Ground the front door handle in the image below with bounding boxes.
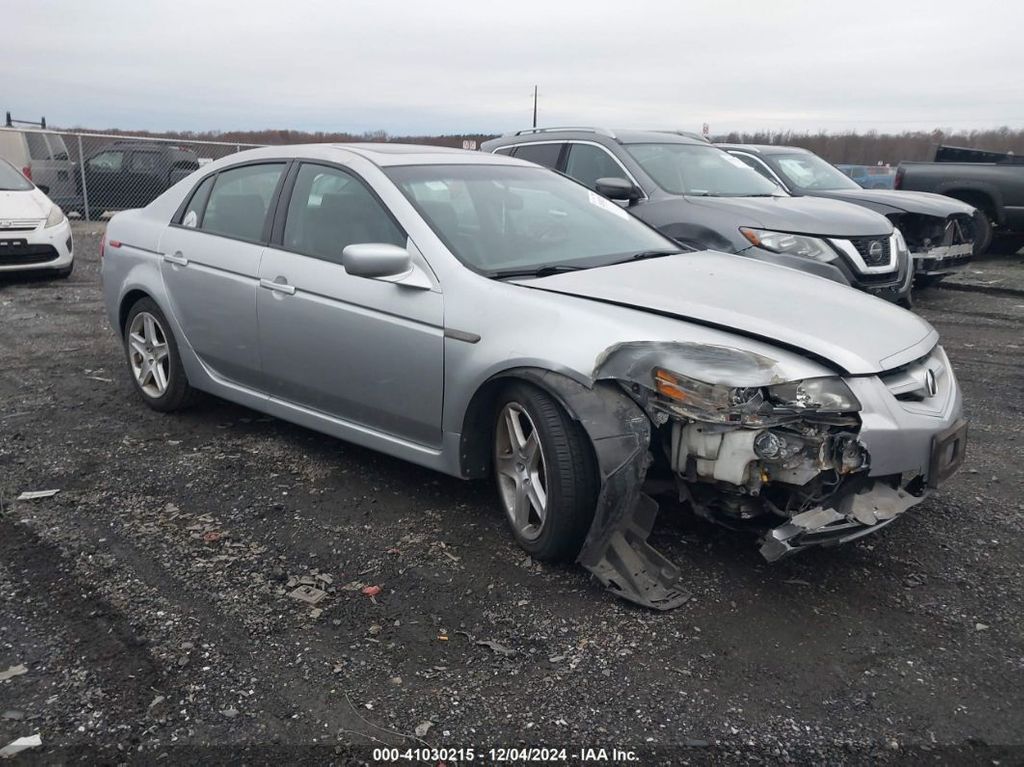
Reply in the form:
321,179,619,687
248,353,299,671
260,278,296,295
163,252,188,266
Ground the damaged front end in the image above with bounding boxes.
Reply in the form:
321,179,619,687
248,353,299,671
894,212,975,278
566,342,944,610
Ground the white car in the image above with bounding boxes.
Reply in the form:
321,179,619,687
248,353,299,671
0,158,73,278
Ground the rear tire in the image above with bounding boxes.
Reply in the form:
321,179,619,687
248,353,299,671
492,382,599,562
123,298,196,412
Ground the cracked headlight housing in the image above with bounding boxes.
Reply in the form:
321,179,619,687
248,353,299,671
740,227,835,262
654,368,860,426
45,204,66,228
766,377,860,412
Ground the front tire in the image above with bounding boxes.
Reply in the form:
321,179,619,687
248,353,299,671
123,298,195,412
974,212,993,256
492,382,599,562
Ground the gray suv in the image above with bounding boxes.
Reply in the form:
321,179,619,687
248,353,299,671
482,128,913,305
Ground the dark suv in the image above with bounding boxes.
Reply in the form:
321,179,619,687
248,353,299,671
481,128,912,305
719,143,980,284
78,141,200,218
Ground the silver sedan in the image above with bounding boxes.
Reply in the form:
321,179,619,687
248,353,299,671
101,144,966,609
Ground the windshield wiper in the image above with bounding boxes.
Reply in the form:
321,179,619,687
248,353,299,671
604,249,684,266
489,264,586,280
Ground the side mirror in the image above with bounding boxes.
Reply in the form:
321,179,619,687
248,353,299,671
595,177,640,203
341,243,412,279
36,184,50,195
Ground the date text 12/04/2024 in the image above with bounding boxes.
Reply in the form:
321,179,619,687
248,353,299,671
372,746,640,762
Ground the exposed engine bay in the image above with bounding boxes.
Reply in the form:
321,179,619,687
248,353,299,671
545,340,961,610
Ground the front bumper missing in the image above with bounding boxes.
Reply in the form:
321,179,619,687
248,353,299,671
759,483,924,562
524,370,964,611
913,243,973,277
760,418,967,562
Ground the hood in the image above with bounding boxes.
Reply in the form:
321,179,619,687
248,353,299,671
516,252,937,375
809,188,977,217
682,194,892,237
0,188,52,220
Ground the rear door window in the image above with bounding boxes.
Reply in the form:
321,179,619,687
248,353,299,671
511,143,563,169
201,163,285,242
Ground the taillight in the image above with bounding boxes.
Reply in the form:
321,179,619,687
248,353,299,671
22,165,31,180
99,237,122,260
894,167,904,189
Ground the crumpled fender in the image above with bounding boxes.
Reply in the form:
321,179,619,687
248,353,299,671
511,369,690,610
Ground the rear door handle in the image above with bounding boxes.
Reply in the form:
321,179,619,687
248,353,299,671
260,278,296,295
163,252,188,266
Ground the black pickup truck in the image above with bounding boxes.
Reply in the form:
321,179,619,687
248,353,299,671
76,141,199,218
896,145,1024,254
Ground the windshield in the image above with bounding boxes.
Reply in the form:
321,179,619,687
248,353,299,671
624,143,782,197
772,152,861,191
0,159,33,191
385,164,681,275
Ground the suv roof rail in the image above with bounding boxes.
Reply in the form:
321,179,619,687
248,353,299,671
653,129,710,143
510,126,617,139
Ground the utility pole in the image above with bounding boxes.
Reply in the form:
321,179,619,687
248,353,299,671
532,85,538,128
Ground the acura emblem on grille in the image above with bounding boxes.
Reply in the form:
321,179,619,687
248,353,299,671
868,240,884,259
925,369,938,397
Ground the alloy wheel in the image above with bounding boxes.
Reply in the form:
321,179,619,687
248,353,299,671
495,402,548,541
127,311,170,398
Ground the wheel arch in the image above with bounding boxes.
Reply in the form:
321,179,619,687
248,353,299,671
458,367,602,480
940,186,1003,224
118,288,153,335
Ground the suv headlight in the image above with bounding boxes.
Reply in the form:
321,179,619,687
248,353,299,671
654,368,860,426
740,227,835,262
45,205,66,228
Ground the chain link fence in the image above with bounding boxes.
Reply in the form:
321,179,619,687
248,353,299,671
0,127,263,222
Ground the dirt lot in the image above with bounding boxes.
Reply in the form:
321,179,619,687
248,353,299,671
1,225,1022,765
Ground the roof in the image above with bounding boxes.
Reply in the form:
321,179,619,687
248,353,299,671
615,129,708,145
212,142,526,169
484,127,709,147
716,143,811,156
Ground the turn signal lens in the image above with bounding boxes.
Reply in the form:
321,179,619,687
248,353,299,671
654,369,687,401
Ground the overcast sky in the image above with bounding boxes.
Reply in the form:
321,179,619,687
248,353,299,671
4,0,1023,135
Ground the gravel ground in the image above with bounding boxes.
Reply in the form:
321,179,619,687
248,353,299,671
1,225,1022,765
